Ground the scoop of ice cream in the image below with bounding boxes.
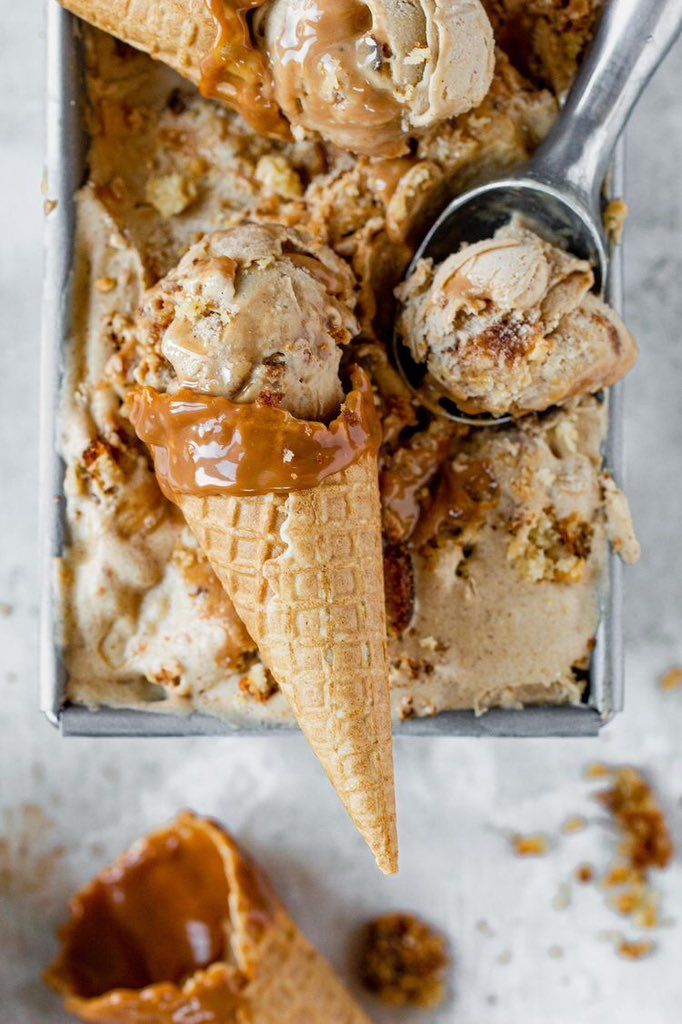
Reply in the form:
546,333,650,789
395,219,638,417
255,0,495,157
138,223,358,421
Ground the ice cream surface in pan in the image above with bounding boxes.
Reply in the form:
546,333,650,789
57,13,637,736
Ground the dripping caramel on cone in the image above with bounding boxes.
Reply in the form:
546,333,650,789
130,366,381,501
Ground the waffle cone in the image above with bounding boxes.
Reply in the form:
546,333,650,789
59,0,288,136
47,813,370,1023
177,453,398,874
60,0,216,84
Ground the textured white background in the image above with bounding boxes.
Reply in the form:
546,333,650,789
1,5,681,1022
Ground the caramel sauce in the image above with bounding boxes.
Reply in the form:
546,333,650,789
130,367,381,501
53,821,230,997
47,815,279,1021
413,459,498,548
200,0,290,138
364,157,415,201
380,422,457,543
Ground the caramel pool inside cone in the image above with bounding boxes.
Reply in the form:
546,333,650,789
46,813,371,1023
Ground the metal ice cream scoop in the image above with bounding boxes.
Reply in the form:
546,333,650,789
394,0,682,425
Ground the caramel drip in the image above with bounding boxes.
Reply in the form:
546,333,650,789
130,367,381,500
380,422,457,543
413,459,498,548
200,0,290,138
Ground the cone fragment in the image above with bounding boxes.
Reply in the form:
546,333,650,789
178,454,398,874
60,0,217,85
47,813,371,1023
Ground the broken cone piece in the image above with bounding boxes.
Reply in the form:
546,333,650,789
46,812,371,1023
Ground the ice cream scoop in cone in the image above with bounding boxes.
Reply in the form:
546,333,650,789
46,812,372,1023
128,224,398,872
131,377,398,874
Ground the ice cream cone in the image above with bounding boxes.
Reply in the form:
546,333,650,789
61,0,217,82
176,453,398,874
47,812,371,1023
59,0,288,137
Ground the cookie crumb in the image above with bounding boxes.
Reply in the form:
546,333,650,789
561,815,587,835
592,766,673,931
359,912,448,1009
239,663,278,703
597,767,673,872
617,937,656,961
575,863,595,884
95,276,117,294
660,666,682,692
255,154,303,199
511,833,550,857
603,198,628,244
145,173,197,217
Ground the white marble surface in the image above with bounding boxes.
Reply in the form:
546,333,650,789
1,4,681,1021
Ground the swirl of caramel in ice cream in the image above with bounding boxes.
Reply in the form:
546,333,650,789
200,0,290,138
130,367,381,500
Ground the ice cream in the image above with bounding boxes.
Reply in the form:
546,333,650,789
396,218,638,417
255,0,495,156
58,25,639,748
483,0,603,95
138,223,358,421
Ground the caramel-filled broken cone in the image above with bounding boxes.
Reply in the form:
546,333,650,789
46,812,371,1024
130,375,398,875
59,0,288,137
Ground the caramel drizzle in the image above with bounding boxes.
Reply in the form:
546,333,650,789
380,422,457,543
200,0,290,138
129,367,381,500
413,459,498,548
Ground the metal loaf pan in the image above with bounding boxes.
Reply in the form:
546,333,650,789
40,2,626,738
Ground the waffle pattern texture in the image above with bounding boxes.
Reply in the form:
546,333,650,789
60,0,215,83
179,455,398,873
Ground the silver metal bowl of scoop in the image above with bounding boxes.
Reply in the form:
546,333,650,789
393,0,682,426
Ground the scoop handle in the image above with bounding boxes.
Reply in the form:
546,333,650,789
527,0,682,213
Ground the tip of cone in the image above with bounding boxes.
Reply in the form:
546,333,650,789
369,832,399,875
377,853,399,875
